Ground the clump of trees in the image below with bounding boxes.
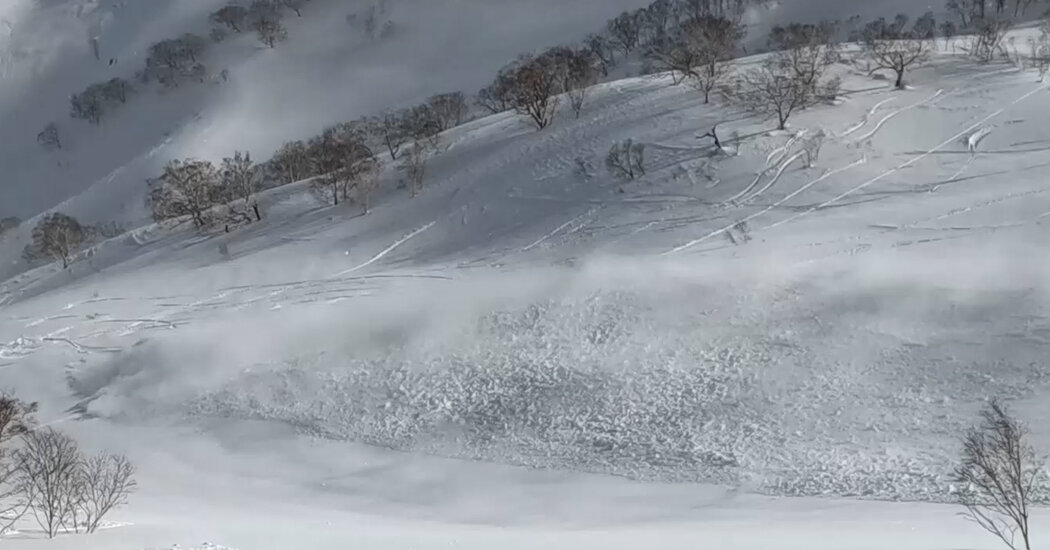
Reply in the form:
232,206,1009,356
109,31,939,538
0,394,136,539
149,152,264,228
70,78,133,124
954,398,1043,550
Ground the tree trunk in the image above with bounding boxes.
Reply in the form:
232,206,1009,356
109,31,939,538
252,203,261,221
895,69,904,89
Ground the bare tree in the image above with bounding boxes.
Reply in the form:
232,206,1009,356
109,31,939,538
254,15,288,47
149,159,222,228
475,65,515,115
427,92,468,131
354,158,382,214
585,33,616,77
369,111,414,160
954,399,1041,550
687,15,741,103
249,0,287,47
211,5,249,32
400,138,435,197
971,18,1011,62
769,21,839,98
941,20,959,49
16,428,82,539
221,151,261,222
25,213,86,269
308,125,376,206
506,53,564,130
0,395,37,537
76,453,136,534
606,139,646,180
862,20,932,88
270,140,313,184
563,49,598,118
736,56,811,130
37,123,61,150
607,11,644,56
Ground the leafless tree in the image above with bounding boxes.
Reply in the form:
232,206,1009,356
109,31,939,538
270,140,312,184
564,49,598,118
354,158,382,214
861,19,932,89
607,11,644,56
688,15,741,102
941,20,959,49
369,111,411,160
400,138,435,197
585,33,616,77
211,5,249,32
641,0,675,44
0,395,37,537
606,139,646,180
505,53,564,130
954,399,1041,550
149,159,222,228
308,125,376,206
37,123,61,150
25,213,86,269
736,56,812,130
254,15,288,47
16,428,81,539
769,21,839,97
75,453,136,534
476,65,516,115
221,151,261,221
427,92,468,131
971,18,1011,62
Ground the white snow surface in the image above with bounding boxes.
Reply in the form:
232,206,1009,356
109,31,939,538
3,1,1050,549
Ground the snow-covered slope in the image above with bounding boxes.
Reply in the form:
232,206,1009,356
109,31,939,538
3,2,1050,549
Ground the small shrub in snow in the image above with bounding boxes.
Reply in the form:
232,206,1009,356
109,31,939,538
606,139,645,180
36,122,61,150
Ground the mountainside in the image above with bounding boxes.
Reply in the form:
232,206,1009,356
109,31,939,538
3,1,1050,549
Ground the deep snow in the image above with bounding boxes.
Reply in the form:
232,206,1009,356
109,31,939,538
3,0,1050,549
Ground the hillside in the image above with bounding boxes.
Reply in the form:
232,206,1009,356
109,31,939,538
3,0,1050,549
